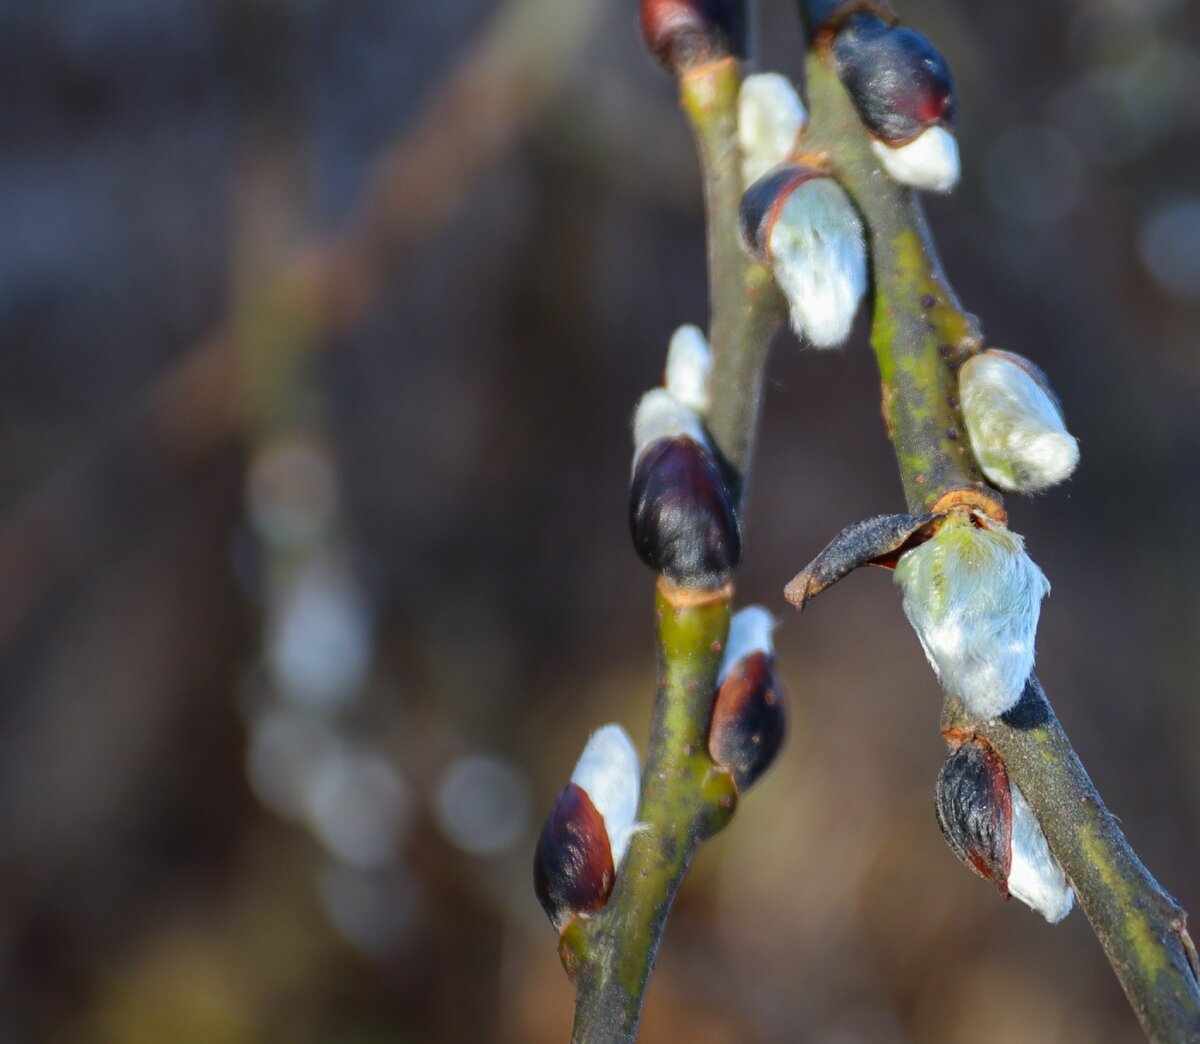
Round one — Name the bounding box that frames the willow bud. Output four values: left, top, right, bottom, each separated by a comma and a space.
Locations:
630, 390, 741, 588
533, 725, 641, 932
664, 324, 712, 414
737, 73, 808, 186
709, 607, 787, 790
893, 513, 1049, 719
740, 165, 866, 347
959, 349, 1080, 494
935, 738, 1073, 923
640, 0, 746, 75
832, 14, 959, 192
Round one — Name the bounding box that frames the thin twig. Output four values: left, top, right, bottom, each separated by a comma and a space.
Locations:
797, 11, 1200, 1039
564, 51, 784, 1043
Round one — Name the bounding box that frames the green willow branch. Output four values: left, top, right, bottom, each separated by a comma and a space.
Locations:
564, 54, 784, 1044
797, 19, 1200, 1042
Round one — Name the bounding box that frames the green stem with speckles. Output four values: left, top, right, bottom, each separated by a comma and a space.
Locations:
564, 46, 784, 1044
797, 6, 1200, 1039
566, 584, 737, 1044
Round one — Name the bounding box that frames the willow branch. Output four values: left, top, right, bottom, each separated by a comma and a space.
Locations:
797, 16, 1200, 1040
565, 52, 784, 1044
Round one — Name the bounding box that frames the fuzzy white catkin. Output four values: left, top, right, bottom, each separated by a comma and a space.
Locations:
871, 125, 960, 193
894, 515, 1050, 719
717, 605, 775, 684
959, 352, 1080, 493
738, 73, 808, 186
664, 324, 712, 414
571, 724, 641, 866
768, 178, 867, 348
631, 388, 708, 469
1008, 781, 1074, 922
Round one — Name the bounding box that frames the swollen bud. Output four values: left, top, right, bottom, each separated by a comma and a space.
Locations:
533, 783, 615, 932
959, 349, 1079, 494
893, 513, 1049, 720
935, 737, 1073, 923
832, 14, 959, 192
534, 725, 642, 932
664, 324, 713, 414
630, 390, 741, 589
737, 73, 808, 186
740, 165, 867, 347
640, 0, 746, 75
709, 607, 787, 790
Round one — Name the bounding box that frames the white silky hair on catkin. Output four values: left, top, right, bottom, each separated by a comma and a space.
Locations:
768, 178, 867, 348
571, 724, 641, 866
631, 388, 708, 469
871, 125, 960, 193
738, 73, 808, 186
959, 352, 1080, 493
717, 605, 775, 684
1008, 782, 1074, 922
893, 515, 1050, 720
664, 324, 712, 414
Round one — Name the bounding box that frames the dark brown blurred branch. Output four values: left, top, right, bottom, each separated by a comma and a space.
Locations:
0, 0, 598, 655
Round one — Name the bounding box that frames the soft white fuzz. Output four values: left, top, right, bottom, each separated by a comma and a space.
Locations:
738, 73, 808, 186
631, 388, 707, 468
959, 351, 1080, 493
768, 178, 867, 348
1008, 782, 1074, 923
571, 724, 641, 866
717, 605, 775, 684
664, 324, 712, 414
871, 126, 960, 193
893, 515, 1050, 720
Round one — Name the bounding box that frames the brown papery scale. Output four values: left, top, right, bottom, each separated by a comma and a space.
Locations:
533, 783, 616, 933
708, 651, 787, 790
629, 436, 741, 589
640, 0, 746, 74
934, 738, 1013, 895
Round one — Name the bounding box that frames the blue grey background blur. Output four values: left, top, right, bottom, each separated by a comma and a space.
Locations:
0, 0, 1198, 1041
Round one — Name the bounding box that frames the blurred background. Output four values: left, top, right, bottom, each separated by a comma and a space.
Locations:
1, 0, 1198, 1040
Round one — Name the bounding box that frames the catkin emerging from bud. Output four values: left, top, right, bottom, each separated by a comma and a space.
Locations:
894, 514, 1049, 719
959, 350, 1079, 493
737, 73, 808, 186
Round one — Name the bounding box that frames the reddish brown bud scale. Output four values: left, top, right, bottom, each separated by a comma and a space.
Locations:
832, 13, 955, 145
934, 738, 1012, 896
738, 164, 827, 264
640, 0, 746, 74
533, 783, 616, 933
709, 651, 787, 790
629, 436, 741, 589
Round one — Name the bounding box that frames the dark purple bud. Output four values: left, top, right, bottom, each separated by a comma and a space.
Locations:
832, 13, 955, 145
709, 650, 787, 790
630, 436, 741, 589
640, 0, 747, 74
738, 164, 828, 265
934, 737, 1012, 895
533, 782, 616, 933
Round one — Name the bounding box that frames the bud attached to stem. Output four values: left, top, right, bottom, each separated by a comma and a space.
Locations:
832, 13, 959, 192
959, 349, 1079, 494
893, 513, 1049, 719
640, 0, 746, 75
936, 735, 1074, 923
740, 164, 867, 347
630, 389, 741, 589
534, 725, 642, 932
709, 606, 787, 790
737, 73, 808, 186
